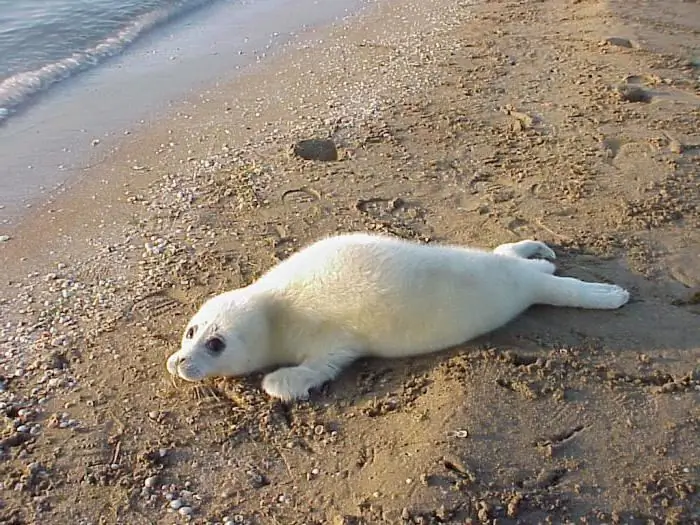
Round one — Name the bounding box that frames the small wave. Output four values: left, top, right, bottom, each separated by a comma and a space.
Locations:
0, 0, 217, 124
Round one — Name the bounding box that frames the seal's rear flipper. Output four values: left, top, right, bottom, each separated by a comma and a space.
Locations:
535, 275, 630, 310
493, 240, 557, 260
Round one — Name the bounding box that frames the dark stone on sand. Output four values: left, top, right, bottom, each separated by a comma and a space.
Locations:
615, 84, 652, 103
602, 36, 635, 49
292, 138, 338, 161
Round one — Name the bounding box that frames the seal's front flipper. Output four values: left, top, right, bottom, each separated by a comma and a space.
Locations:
261, 350, 358, 401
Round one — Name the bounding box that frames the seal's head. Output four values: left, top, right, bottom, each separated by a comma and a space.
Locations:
166, 289, 271, 382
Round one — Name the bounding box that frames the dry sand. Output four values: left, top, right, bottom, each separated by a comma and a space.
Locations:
1, 0, 699, 523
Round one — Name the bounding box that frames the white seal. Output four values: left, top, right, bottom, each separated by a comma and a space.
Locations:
166, 233, 629, 401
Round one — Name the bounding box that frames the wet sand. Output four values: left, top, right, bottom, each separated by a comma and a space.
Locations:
0, 0, 699, 523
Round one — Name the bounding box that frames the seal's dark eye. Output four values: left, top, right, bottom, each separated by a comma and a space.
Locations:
185, 325, 197, 339
205, 336, 225, 355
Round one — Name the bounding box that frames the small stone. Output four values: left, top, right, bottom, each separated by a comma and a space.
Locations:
291, 138, 338, 161
615, 84, 652, 103
144, 476, 158, 489
178, 506, 193, 516
601, 37, 634, 48
91, 139, 100, 146
169, 499, 183, 510
16, 425, 29, 433
0, 235, 10, 243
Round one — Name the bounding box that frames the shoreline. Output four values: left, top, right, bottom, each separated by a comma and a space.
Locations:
1, 0, 699, 522
0, 0, 365, 226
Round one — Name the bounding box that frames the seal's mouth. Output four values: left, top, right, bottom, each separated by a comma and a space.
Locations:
166, 352, 207, 382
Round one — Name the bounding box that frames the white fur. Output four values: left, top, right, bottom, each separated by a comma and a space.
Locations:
166, 233, 629, 401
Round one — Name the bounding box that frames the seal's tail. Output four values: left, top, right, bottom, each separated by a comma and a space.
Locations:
535, 275, 630, 310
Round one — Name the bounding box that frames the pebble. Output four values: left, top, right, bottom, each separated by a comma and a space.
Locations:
144, 476, 158, 489
17, 408, 33, 419
601, 36, 634, 48
0, 235, 10, 243
169, 499, 183, 510
178, 506, 193, 516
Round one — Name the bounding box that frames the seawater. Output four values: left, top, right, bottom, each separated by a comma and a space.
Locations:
0, 0, 220, 122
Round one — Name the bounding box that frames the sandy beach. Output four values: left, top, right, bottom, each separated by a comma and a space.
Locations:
1, 0, 699, 523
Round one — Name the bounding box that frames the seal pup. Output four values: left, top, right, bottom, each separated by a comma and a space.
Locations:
167, 233, 629, 401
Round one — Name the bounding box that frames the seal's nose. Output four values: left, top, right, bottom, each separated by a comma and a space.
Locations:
166, 353, 185, 376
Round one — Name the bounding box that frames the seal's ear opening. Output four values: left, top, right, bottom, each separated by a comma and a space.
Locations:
205, 336, 226, 355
